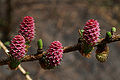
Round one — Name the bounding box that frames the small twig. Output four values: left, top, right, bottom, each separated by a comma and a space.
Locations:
0, 40, 32, 80
0, 41, 9, 55
18, 65, 32, 80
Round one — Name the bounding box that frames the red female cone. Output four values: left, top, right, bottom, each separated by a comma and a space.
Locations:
40, 41, 63, 69
8, 35, 26, 70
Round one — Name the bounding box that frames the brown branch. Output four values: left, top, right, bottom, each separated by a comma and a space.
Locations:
0, 34, 120, 66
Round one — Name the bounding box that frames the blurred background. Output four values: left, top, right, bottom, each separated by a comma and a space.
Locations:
0, 0, 120, 80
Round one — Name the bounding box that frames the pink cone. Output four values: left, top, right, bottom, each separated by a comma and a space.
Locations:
9, 35, 26, 60
83, 19, 100, 45
41, 41, 63, 69
19, 16, 35, 42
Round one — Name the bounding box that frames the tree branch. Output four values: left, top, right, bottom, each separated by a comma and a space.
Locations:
0, 34, 120, 66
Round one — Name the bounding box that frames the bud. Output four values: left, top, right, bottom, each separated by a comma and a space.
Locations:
79, 40, 93, 58
111, 27, 116, 32
96, 44, 109, 62
37, 39, 43, 49
106, 32, 112, 38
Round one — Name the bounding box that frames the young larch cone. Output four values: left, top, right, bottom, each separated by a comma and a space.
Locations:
8, 35, 26, 70
83, 19, 100, 46
18, 16, 35, 42
79, 19, 100, 58
40, 41, 63, 69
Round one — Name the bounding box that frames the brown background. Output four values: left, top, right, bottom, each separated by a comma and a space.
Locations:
0, 0, 120, 80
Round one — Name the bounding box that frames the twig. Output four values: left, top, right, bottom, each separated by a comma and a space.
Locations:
0, 40, 32, 80
0, 41, 9, 55
0, 34, 120, 66
18, 65, 32, 80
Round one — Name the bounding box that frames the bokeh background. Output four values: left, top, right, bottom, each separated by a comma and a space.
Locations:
0, 0, 120, 80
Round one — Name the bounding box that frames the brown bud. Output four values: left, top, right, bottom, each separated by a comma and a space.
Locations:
78, 40, 93, 58
96, 44, 109, 62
